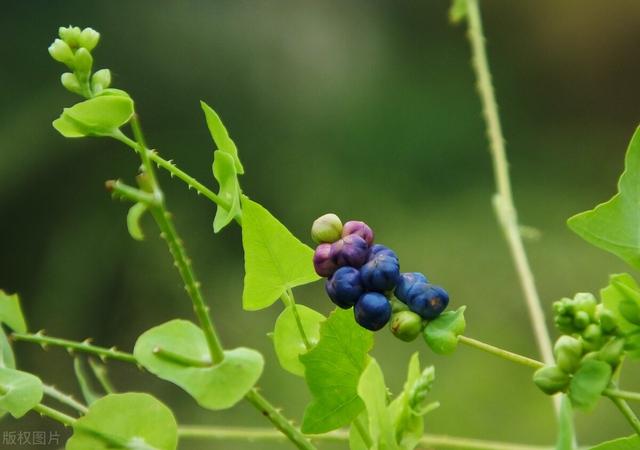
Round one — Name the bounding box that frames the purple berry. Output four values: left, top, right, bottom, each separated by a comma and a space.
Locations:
326, 266, 364, 309
313, 243, 338, 277
342, 220, 374, 246
354, 292, 392, 331
394, 272, 428, 304
330, 235, 369, 268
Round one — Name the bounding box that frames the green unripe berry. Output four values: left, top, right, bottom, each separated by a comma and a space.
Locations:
79, 27, 100, 51
91, 69, 112, 93
599, 338, 625, 367
389, 310, 423, 342
554, 335, 582, 374
581, 351, 600, 363
59, 26, 82, 47
533, 365, 570, 395
48, 39, 75, 66
60, 73, 83, 95
583, 323, 602, 342
311, 213, 342, 244
573, 310, 590, 329
574, 292, 597, 319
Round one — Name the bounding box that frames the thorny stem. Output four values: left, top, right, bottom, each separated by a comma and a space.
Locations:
43, 384, 88, 414
464, 0, 557, 414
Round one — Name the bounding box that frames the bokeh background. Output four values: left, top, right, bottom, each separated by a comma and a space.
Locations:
2, 1, 640, 448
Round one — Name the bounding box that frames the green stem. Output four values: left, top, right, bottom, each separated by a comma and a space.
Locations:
458, 335, 544, 370
105, 179, 159, 206
153, 346, 212, 367
244, 389, 317, 450
43, 384, 88, 414
606, 393, 640, 436
88, 359, 116, 393
354, 416, 373, 448
605, 388, 640, 403
281, 290, 311, 351
464, 0, 554, 368
11, 331, 137, 364
32, 403, 77, 427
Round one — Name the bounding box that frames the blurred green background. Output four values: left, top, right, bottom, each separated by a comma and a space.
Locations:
2, 1, 640, 448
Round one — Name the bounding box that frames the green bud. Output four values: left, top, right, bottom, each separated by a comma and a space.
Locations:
574, 292, 597, 319
597, 306, 618, 334
48, 39, 74, 66
60, 73, 83, 95
73, 48, 93, 78
581, 351, 600, 363
573, 310, 591, 329
389, 311, 423, 342
583, 323, 602, 342
311, 213, 342, 244
79, 27, 100, 51
91, 69, 112, 93
409, 366, 437, 415
599, 338, 625, 366
533, 365, 570, 395
59, 26, 82, 47
554, 335, 582, 374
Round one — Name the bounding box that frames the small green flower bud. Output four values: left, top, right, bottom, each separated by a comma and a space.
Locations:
91, 69, 112, 92
389, 310, 423, 342
583, 323, 602, 342
554, 335, 582, 374
573, 310, 591, 329
79, 27, 100, 51
409, 366, 437, 415
59, 26, 82, 47
581, 351, 600, 363
60, 72, 83, 95
597, 306, 618, 335
73, 48, 93, 78
533, 365, 570, 395
574, 292, 597, 319
311, 213, 343, 244
599, 338, 625, 366
48, 39, 74, 66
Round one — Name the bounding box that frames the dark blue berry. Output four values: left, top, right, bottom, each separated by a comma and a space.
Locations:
360, 254, 400, 292
330, 235, 369, 268
406, 283, 449, 320
367, 244, 398, 261
354, 292, 392, 331
394, 272, 428, 304
325, 266, 364, 309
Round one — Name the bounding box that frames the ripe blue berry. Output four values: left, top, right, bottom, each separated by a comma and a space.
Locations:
406, 283, 449, 320
325, 266, 364, 309
394, 272, 428, 304
313, 243, 338, 277
354, 292, 392, 331
330, 235, 369, 268
368, 244, 398, 261
360, 253, 400, 292
342, 220, 374, 246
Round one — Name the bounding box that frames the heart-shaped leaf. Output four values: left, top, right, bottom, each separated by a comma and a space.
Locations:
423, 306, 466, 355
301, 308, 373, 434
590, 435, 640, 450
568, 126, 640, 270
0, 368, 43, 418
212, 150, 241, 233
273, 305, 325, 376
0, 290, 27, 333
134, 320, 263, 410
66, 393, 178, 450
201, 101, 244, 174
241, 197, 320, 310
53, 95, 134, 138
568, 359, 611, 411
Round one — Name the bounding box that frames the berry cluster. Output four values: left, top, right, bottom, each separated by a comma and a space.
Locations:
311, 213, 450, 334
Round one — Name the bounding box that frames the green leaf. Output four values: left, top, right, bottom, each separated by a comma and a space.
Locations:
301, 308, 374, 434
349, 412, 369, 450
601, 273, 640, 334
449, 0, 468, 23
357, 358, 399, 450
0, 368, 43, 418
273, 305, 325, 376
388, 353, 425, 450
127, 202, 148, 241
200, 101, 244, 174
556, 395, 575, 450
568, 359, 612, 411
590, 435, 640, 450
241, 196, 320, 310
0, 290, 27, 333
134, 319, 263, 410
212, 150, 242, 233
74, 358, 103, 405
66, 393, 178, 450
568, 127, 640, 270
52, 95, 134, 138
0, 329, 15, 370
423, 306, 466, 355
